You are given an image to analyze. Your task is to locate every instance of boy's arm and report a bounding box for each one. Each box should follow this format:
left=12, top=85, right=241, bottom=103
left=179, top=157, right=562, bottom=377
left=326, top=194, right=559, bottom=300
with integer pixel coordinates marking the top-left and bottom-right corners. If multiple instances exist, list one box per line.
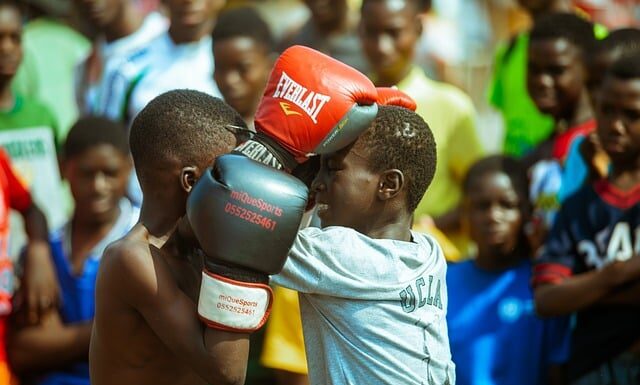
left=101, top=242, right=249, bottom=385
left=595, top=259, right=640, bottom=306
left=8, top=306, right=91, bottom=373
left=0, top=147, right=58, bottom=322
left=534, top=270, right=614, bottom=317
left=21, top=203, right=59, bottom=322
left=535, top=257, right=640, bottom=316
left=532, top=203, right=596, bottom=317
left=271, top=228, right=330, bottom=294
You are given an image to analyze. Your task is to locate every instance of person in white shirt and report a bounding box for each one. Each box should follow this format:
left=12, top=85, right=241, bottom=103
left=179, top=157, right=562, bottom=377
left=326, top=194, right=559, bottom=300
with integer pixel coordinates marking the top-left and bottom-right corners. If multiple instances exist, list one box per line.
left=120, top=0, right=225, bottom=125
left=73, top=0, right=167, bottom=116
left=272, top=105, right=456, bottom=385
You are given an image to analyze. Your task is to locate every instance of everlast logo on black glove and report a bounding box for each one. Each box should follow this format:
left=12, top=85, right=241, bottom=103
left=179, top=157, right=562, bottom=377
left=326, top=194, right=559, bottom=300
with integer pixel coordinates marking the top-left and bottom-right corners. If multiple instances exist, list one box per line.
left=273, top=71, right=331, bottom=124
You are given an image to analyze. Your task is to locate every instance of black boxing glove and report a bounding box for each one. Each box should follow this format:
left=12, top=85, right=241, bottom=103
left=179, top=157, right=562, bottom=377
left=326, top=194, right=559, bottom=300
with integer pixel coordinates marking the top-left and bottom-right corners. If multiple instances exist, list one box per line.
left=187, top=154, right=308, bottom=332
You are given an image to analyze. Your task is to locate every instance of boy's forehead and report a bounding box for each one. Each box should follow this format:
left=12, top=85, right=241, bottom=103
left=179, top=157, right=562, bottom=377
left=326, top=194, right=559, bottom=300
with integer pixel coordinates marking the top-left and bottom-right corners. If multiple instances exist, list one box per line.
left=602, top=76, right=640, bottom=99
left=0, top=4, right=21, bottom=21
left=528, top=38, right=581, bottom=63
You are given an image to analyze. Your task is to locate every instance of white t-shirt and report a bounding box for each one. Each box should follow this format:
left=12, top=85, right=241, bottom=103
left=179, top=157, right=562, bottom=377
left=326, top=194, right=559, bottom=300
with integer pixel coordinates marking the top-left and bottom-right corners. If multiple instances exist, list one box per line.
left=272, top=227, right=456, bottom=385
left=126, top=32, right=222, bottom=122
left=76, top=12, right=168, bottom=116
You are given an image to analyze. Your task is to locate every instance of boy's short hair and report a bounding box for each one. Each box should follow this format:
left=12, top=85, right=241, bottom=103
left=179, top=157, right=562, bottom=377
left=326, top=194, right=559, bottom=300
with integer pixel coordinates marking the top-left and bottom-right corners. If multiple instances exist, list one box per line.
left=129, top=90, right=245, bottom=182
left=462, top=155, right=530, bottom=215
left=212, top=7, right=274, bottom=52
left=64, top=116, right=129, bottom=159
left=529, top=13, right=596, bottom=57
left=357, top=105, right=436, bottom=213
left=609, top=53, right=640, bottom=80
left=598, top=28, right=640, bottom=58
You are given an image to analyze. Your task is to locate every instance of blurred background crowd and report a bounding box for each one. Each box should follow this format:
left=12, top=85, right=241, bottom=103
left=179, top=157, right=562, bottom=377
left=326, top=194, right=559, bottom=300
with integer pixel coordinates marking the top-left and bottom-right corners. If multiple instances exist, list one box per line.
left=0, top=0, right=639, bottom=384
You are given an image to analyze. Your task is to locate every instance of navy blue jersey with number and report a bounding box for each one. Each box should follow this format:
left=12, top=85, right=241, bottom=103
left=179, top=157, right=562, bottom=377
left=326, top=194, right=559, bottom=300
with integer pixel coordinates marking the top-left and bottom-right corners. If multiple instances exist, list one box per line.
left=533, top=179, right=640, bottom=380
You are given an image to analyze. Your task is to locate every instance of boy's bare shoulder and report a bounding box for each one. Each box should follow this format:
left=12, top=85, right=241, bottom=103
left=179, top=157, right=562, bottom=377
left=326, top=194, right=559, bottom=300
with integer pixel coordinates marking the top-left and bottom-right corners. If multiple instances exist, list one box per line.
left=98, top=227, right=163, bottom=304
left=102, top=229, right=153, bottom=271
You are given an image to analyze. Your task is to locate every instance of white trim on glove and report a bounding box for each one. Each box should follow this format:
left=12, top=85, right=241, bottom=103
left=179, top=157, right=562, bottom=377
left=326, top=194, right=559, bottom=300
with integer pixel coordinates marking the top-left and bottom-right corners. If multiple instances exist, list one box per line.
left=198, top=271, right=273, bottom=332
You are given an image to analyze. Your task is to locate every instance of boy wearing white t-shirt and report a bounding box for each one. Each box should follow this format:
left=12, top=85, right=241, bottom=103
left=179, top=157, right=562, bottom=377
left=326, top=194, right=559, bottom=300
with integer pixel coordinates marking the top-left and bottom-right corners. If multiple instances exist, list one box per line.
left=111, top=0, right=225, bottom=125
left=74, top=0, right=167, bottom=116
left=272, top=105, right=455, bottom=385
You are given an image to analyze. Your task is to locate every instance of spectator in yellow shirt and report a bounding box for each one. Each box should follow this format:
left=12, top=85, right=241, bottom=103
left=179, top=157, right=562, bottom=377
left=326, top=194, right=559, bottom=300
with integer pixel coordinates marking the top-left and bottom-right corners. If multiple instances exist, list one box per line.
left=358, top=0, right=484, bottom=253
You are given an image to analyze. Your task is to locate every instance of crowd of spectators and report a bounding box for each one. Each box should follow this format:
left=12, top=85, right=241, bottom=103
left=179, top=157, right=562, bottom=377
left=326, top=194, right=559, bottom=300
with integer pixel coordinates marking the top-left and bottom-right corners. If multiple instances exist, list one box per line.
left=0, top=0, right=638, bottom=384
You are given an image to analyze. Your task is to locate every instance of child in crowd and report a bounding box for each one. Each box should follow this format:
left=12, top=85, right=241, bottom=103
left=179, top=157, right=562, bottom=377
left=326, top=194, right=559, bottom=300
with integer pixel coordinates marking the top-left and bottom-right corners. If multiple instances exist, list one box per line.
left=586, top=28, right=640, bottom=104
left=74, top=0, right=167, bottom=118
left=0, top=0, right=57, bottom=141
left=271, top=105, right=455, bottom=384
left=74, top=0, right=168, bottom=120
left=359, top=0, right=484, bottom=254
left=524, top=13, right=599, bottom=248
left=0, top=149, right=50, bottom=384
left=0, top=0, right=62, bottom=331
left=533, top=54, right=640, bottom=384
left=561, top=27, right=640, bottom=201
left=7, top=117, right=135, bottom=385
left=448, top=155, right=570, bottom=385
left=489, top=0, right=576, bottom=157
left=212, top=7, right=275, bottom=130
left=280, top=0, right=369, bottom=73
left=115, top=0, right=224, bottom=125
left=525, top=12, right=598, bottom=168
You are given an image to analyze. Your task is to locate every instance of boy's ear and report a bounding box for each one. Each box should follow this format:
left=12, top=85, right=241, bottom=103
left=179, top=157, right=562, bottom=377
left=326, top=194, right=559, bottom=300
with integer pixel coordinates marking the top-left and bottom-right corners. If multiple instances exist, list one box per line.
left=377, top=169, right=404, bottom=201
left=180, top=166, right=199, bottom=193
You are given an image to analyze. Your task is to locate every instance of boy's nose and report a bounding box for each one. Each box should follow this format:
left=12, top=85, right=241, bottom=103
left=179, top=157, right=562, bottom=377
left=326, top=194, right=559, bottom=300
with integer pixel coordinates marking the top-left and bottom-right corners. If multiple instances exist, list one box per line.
left=533, top=72, right=554, bottom=88
left=92, top=172, right=109, bottom=192
left=376, top=34, right=395, bottom=56
left=486, top=204, right=504, bottom=223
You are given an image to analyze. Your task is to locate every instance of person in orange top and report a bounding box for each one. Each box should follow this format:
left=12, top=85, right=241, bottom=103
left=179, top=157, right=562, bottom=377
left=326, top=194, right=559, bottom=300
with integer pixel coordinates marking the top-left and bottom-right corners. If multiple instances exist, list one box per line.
left=0, top=147, right=50, bottom=384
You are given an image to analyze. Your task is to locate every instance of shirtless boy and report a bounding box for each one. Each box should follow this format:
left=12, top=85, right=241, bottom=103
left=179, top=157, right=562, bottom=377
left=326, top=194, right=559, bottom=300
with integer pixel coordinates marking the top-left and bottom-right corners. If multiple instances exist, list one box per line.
left=89, top=90, right=247, bottom=385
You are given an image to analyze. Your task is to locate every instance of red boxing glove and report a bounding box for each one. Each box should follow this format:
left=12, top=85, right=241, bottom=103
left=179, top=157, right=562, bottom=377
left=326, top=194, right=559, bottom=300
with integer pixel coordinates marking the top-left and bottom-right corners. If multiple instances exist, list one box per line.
left=249, top=46, right=378, bottom=166
left=376, top=87, right=417, bottom=111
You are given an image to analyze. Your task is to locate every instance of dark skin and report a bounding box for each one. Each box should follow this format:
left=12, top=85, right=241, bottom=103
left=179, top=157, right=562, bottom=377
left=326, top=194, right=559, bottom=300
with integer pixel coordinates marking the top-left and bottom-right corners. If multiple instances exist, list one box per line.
left=464, top=170, right=566, bottom=385
left=0, top=5, right=22, bottom=108
left=165, top=0, right=225, bottom=44
left=587, top=49, right=620, bottom=106
left=72, top=0, right=144, bottom=43
left=359, top=0, right=421, bottom=88
left=359, top=0, right=461, bottom=233
left=0, top=3, right=57, bottom=324
left=213, top=37, right=273, bottom=127
left=535, top=76, right=640, bottom=317
left=465, top=171, right=525, bottom=271
left=8, top=144, right=131, bottom=373
left=527, top=38, right=593, bottom=127
left=89, top=135, right=250, bottom=385
left=312, top=140, right=412, bottom=241
left=304, top=0, right=349, bottom=34
left=579, top=50, right=620, bottom=184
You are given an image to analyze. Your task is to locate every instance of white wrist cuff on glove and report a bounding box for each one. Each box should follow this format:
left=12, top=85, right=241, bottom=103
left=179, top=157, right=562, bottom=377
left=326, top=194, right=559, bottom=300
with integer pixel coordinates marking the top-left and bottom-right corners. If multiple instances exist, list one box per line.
left=198, top=271, right=273, bottom=332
